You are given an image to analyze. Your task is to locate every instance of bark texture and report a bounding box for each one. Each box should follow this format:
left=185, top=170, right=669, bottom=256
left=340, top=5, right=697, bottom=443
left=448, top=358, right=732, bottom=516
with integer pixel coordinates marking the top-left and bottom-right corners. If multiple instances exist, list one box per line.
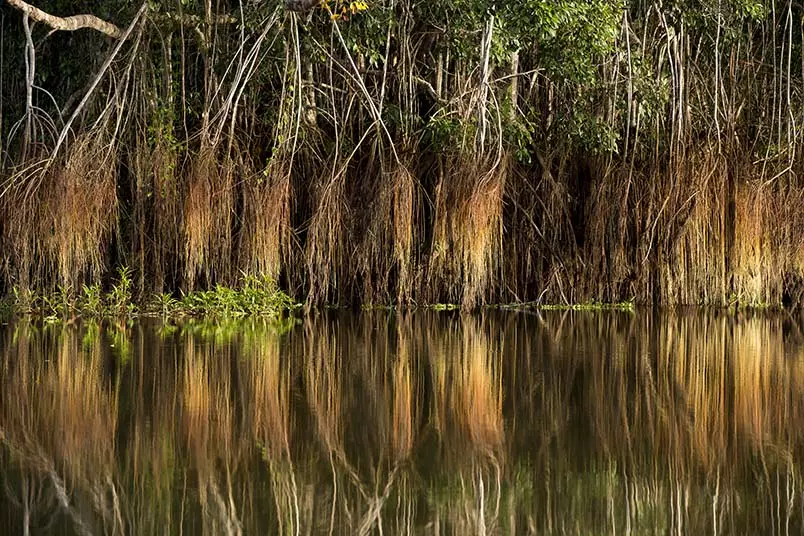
left=7, top=0, right=122, bottom=38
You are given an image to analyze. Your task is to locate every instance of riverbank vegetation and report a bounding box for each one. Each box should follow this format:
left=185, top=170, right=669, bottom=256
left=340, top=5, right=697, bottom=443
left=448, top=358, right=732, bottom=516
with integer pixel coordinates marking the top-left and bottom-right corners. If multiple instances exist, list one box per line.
left=1, top=0, right=804, bottom=308
left=7, top=268, right=299, bottom=320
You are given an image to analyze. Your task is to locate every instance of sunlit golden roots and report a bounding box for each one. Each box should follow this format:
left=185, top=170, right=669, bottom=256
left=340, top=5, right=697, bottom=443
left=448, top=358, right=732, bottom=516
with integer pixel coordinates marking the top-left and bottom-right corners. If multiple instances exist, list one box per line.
left=3, top=132, right=118, bottom=290
left=53, top=135, right=119, bottom=288
left=240, top=157, right=293, bottom=282
left=183, top=144, right=235, bottom=289
left=306, top=170, right=350, bottom=306
left=392, top=163, right=417, bottom=302
left=649, top=152, right=729, bottom=305
left=731, top=180, right=804, bottom=305
left=630, top=149, right=804, bottom=306
left=731, top=183, right=766, bottom=302
left=429, top=155, right=506, bottom=309
left=360, top=156, right=418, bottom=303
left=133, top=135, right=180, bottom=292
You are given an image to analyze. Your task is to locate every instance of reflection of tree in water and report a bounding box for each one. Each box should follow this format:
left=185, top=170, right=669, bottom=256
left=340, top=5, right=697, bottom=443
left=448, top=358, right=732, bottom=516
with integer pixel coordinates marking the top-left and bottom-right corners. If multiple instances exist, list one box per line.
left=0, top=321, right=121, bottom=535
left=3, top=312, right=804, bottom=534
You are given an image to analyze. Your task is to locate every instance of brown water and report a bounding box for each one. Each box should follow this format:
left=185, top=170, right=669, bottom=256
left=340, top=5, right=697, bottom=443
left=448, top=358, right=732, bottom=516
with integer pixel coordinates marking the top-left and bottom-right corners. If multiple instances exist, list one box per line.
left=1, top=310, right=804, bottom=535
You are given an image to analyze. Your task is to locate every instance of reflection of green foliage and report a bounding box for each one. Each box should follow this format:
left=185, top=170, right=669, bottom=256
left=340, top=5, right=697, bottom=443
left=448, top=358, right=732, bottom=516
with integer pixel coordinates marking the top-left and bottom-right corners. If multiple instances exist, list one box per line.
left=109, top=321, right=133, bottom=365
left=82, top=321, right=101, bottom=350
left=179, top=316, right=298, bottom=345
left=156, top=322, right=179, bottom=339
left=428, top=303, right=460, bottom=311
left=10, top=318, right=36, bottom=345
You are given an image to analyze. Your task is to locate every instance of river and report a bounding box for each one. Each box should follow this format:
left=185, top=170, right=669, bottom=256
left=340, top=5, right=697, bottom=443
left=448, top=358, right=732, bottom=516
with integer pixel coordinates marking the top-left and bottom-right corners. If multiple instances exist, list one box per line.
left=1, top=309, right=803, bottom=534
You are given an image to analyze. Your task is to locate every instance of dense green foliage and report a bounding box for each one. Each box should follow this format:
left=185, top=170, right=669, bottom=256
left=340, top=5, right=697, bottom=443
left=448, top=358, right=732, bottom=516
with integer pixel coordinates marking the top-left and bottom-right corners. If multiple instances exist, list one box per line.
left=0, top=0, right=802, bottom=307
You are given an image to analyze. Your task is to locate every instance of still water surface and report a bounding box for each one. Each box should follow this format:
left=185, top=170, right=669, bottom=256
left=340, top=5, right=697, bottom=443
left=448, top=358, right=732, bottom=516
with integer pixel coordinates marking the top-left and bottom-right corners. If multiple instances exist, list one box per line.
left=1, top=310, right=804, bottom=535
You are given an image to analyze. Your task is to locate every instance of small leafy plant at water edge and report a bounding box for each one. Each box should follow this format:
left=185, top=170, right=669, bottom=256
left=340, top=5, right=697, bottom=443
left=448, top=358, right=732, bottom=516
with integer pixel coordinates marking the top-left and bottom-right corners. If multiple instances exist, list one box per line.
left=536, top=301, right=635, bottom=311
left=9, top=267, right=138, bottom=319
left=490, top=300, right=636, bottom=311
left=169, top=276, right=298, bottom=318
left=7, top=272, right=296, bottom=320
left=106, top=267, right=137, bottom=317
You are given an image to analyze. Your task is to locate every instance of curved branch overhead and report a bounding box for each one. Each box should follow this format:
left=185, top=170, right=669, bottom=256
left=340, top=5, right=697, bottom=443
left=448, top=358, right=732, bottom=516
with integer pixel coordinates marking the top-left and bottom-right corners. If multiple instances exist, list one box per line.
left=6, top=0, right=123, bottom=38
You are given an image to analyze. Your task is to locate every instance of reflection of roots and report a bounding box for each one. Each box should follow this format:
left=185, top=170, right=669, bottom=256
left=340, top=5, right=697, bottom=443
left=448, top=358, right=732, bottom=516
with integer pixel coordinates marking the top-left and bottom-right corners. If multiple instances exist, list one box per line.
left=266, top=460, right=300, bottom=536
left=0, top=324, right=120, bottom=534
left=249, top=336, right=300, bottom=535
left=197, top=473, right=243, bottom=536
left=181, top=339, right=243, bottom=535
left=423, top=318, right=505, bottom=534
left=391, top=328, right=416, bottom=462
left=425, top=320, right=505, bottom=461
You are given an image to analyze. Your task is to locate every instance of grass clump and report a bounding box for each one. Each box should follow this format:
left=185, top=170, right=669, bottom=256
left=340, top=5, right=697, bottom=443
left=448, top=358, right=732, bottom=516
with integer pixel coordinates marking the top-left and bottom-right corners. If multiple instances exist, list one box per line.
left=6, top=271, right=297, bottom=321
left=725, top=293, right=782, bottom=311
left=8, top=267, right=138, bottom=320
left=428, top=303, right=461, bottom=311
left=158, top=275, right=299, bottom=319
